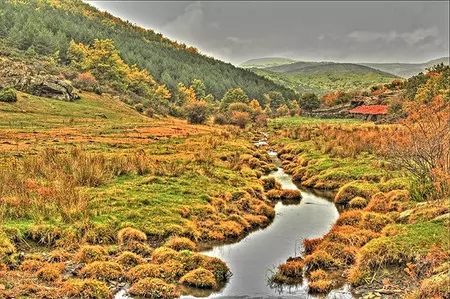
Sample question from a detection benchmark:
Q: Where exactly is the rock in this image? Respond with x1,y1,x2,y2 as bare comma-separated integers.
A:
398,209,413,222
15,75,80,101
432,213,449,222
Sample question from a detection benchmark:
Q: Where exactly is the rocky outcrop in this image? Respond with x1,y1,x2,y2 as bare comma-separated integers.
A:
15,75,80,101
0,56,79,101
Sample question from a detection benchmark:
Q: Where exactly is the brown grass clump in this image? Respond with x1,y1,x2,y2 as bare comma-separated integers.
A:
80,261,123,281
128,278,179,299
280,189,302,202
125,241,154,257
202,256,231,282
151,247,179,264
179,268,217,289
243,214,269,227
304,250,339,271
334,181,380,205
303,238,322,254
266,189,282,201
349,197,367,208
117,227,147,246
309,269,327,281
335,210,362,226
76,245,107,263
365,190,408,213
360,212,393,232
326,225,379,247
278,260,303,278
19,260,46,273
126,263,164,282
59,278,112,299
0,231,15,258
36,263,65,282
417,272,450,299
49,249,72,262
164,237,196,252
115,251,144,268
308,279,334,293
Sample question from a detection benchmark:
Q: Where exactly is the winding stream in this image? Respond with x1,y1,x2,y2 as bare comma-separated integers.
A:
181,138,351,299
117,136,352,299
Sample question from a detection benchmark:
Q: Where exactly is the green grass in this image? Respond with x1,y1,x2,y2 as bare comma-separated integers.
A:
269,116,363,130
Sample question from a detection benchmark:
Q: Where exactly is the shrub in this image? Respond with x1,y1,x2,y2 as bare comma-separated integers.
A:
278,260,303,278
76,245,107,263
128,278,179,299
185,100,211,124
164,237,196,252
231,111,251,129
0,87,17,102
59,279,112,299
135,103,145,113
228,102,252,113
179,268,217,289
115,251,144,268
118,227,147,246
213,113,229,125
80,261,123,281
73,72,100,92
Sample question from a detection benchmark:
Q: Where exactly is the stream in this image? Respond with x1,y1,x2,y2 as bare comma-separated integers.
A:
117,135,353,299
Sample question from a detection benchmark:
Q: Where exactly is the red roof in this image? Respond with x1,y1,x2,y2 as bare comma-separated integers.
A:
349,105,388,115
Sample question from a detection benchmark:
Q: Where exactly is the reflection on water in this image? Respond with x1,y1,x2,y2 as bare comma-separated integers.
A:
181,147,346,299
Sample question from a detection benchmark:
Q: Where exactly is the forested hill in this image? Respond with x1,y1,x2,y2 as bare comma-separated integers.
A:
0,0,296,100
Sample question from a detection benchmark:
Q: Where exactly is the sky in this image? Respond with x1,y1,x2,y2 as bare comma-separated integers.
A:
87,1,449,65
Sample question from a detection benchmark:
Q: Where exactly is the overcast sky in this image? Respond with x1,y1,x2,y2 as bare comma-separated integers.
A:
87,1,449,65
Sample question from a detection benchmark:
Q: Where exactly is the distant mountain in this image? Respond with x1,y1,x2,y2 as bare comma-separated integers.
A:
240,57,297,68
362,57,449,78
265,62,396,76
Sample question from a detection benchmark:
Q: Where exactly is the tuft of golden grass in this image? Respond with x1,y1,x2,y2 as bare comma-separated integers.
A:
128,278,180,299
164,237,196,252
80,261,123,281
58,278,112,299
278,260,303,278
76,245,107,264
179,268,217,289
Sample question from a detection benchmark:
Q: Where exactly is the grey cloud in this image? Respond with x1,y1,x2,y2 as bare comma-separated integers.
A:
87,1,449,65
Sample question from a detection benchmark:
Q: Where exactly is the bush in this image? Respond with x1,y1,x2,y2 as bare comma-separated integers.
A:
59,279,112,299
135,103,145,113
80,261,123,281
231,111,251,129
0,87,17,102
164,237,196,252
213,113,229,125
73,72,100,93
128,278,179,299
228,102,252,113
185,100,211,124
179,268,217,289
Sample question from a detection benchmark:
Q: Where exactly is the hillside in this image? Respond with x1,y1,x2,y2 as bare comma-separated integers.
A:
265,62,395,76
253,63,397,94
0,0,296,101
362,57,450,78
240,57,297,68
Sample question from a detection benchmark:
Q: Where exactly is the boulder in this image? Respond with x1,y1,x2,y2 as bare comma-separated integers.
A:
16,75,80,101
